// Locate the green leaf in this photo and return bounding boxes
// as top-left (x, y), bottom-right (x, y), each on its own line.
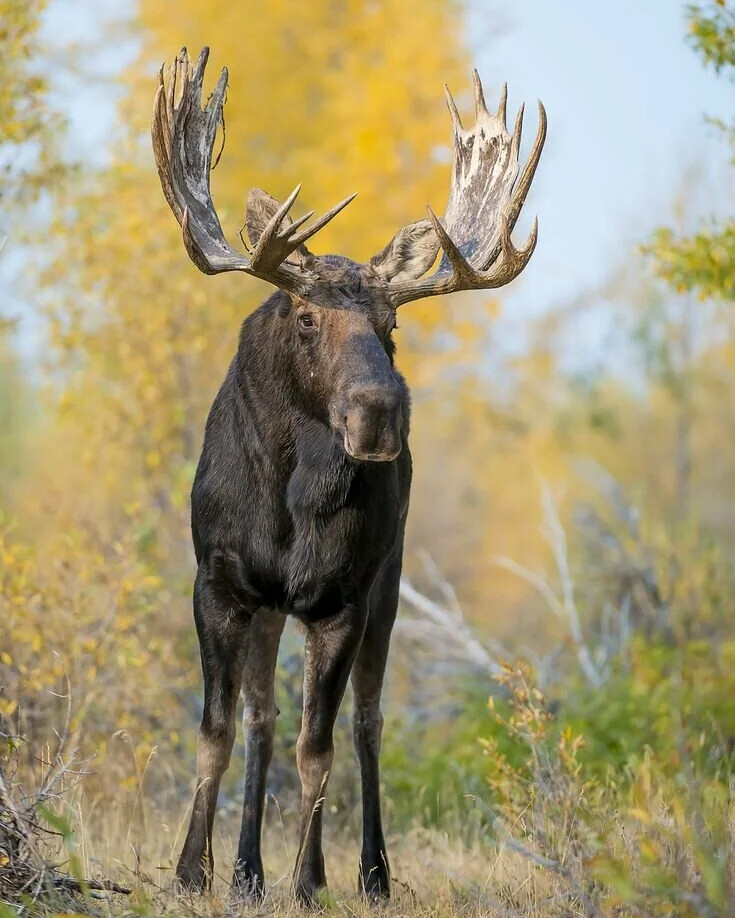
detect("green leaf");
top-left (37, 804), bottom-right (72, 841)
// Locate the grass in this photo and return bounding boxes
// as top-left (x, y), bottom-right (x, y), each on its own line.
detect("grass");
top-left (1, 733), bottom-right (590, 918)
top-left (4, 649), bottom-right (735, 918)
top-left (44, 819), bottom-right (573, 918)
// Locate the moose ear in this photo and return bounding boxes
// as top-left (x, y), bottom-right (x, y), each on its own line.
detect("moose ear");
top-left (369, 219), bottom-right (439, 284)
top-left (245, 188), bottom-right (312, 262)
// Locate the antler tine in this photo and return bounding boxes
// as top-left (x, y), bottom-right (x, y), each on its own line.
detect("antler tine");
top-left (287, 208), bottom-right (316, 234)
top-left (491, 211), bottom-right (539, 283)
top-left (497, 82), bottom-right (508, 129)
top-left (250, 187), bottom-right (359, 273)
top-left (423, 206), bottom-right (539, 294)
top-left (289, 192), bottom-right (359, 247)
top-left (203, 57), bottom-right (228, 157)
top-left (179, 47), bottom-right (191, 98)
top-left (504, 100), bottom-right (547, 237)
top-left (165, 50), bottom-right (178, 126)
top-left (472, 68), bottom-right (489, 117)
top-left (474, 212), bottom-right (538, 288)
top-left (444, 84), bottom-right (463, 133)
top-left (510, 102), bottom-right (524, 161)
top-left (426, 206), bottom-right (472, 280)
top-left (250, 184), bottom-right (302, 272)
top-left (152, 71), bottom-right (180, 220)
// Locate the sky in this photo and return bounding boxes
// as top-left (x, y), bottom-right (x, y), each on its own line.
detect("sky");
top-left (467, 0), bottom-right (733, 363)
top-left (3, 0), bottom-right (732, 365)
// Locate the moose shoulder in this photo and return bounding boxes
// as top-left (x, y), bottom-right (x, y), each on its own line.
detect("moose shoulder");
top-left (152, 46), bottom-right (546, 905)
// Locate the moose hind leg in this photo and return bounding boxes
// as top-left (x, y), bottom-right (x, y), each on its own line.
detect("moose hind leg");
top-left (176, 568), bottom-right (249, 892)
top-left (232, 610), bottom-right (286, 901)
top-left (293, 605), bottom-right (367, 905)
top-left (351, 561), bottom-right (399, 900)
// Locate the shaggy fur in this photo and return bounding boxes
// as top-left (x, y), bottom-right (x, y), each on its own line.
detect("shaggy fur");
top-left (177, 257), bottom-right (413, 904)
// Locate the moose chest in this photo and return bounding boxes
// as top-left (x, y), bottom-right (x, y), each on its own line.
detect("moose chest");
top-left (195, 423), bottom-right (409, 623)
top-left (272, 439), bottom-right (409, 621)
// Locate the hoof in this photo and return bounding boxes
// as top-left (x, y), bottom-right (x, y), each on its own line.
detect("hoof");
top-left (359, 859), bottom-right (390, 902)
top-left (294, 878), bottom-right (329, 909)
top-left (294, 851), bottom-right (329, 908)
top-left (175, 857), bottom-right (211, 894)
top-left (231, 861), bottom-right (265, 904)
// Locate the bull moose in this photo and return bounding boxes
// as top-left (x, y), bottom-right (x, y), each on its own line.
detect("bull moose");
top-left (152, 46), bottom-right (546, 904)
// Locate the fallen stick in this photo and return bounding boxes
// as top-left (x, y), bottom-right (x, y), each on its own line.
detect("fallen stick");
top-left (52, 875), bottom-right (132, 895)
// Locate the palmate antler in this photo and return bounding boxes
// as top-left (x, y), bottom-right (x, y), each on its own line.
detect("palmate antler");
top-left (151, 47), bottom-right (356, 294)
top-left (152, 48), bottom-right (546, 304)
top-left (386, 71), bottom-right (547, 307)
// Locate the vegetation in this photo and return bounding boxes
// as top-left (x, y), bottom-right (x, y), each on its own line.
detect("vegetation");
top-left (0, 0), bottom-right (67, 212)
top-left (1, 1), bottom-right (734, 916)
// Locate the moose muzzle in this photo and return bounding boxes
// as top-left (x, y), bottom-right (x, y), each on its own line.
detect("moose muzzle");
top-left (336, 382), bottom-right (403, 463)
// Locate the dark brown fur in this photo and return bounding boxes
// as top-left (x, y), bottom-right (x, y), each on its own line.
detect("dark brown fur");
top-left (176, 258), bottom-right (413, 904)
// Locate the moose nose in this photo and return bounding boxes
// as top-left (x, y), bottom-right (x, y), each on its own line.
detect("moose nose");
top-left (341, 384), bottom-right (403, 462)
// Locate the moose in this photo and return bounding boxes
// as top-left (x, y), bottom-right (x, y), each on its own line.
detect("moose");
top-left (152, 47), bottom-right (545, 905)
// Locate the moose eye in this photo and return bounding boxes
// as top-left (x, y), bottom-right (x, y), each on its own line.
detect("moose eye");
top-left (298, 313), bottom-right (316, 330)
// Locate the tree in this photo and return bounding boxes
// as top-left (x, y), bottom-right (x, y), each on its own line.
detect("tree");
top-left (36, 0), bottom-right (477, 566)
top-left (0, 0), bottom-right (67, 214)
top-left (0, 0), bottom-right (66, 506)
top-left (644, 2), bottom-right (734, 304)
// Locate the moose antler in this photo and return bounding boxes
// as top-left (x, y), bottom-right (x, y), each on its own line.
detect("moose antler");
top-left (152, 47), bottom-right (357, 294)
top-left (386, 71), bottom-right (547, 307)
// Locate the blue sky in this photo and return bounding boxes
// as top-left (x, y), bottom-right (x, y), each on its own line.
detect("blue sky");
top-left (3, 0), bottom-right (732, 364)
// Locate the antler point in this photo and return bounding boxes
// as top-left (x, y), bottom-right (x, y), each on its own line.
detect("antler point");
top-left (497, 82), bottom-right (508, 127)
top-left (444, 85), bottom-right (463, 131)
top-left (472, 68), bottom-right (489, 117)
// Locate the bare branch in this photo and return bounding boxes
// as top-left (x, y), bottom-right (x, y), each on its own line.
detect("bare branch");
top-left (398, 577), bottom-right (501, 674)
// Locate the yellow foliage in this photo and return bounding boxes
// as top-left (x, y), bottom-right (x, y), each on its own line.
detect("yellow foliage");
top-left (0, 514), bottom-right (189, 754)
top-left (31, 0), bottom-right (482, 578)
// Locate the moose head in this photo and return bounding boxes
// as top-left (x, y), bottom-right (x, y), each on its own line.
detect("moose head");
top-left (152, 47), bottom-right (546, 462)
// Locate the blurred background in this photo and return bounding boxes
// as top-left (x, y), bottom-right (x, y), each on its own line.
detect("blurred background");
top-left (1, 1), bottom-right (734, 914)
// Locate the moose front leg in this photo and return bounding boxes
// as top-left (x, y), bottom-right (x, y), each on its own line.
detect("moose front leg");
top-left (293, 605), bottom-right (367, 905)
top-left (176, 568), bottom-right (250, 892)
top-left (351, 555), bottom-right (400, 900)
top-left (233, 610), bottom-right (286, 900)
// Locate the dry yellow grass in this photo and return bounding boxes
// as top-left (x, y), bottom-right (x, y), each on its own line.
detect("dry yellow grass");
top-left (1, 749), bottom-right (574, 918)
top-left (69, 801), bottom-right (568, 918)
